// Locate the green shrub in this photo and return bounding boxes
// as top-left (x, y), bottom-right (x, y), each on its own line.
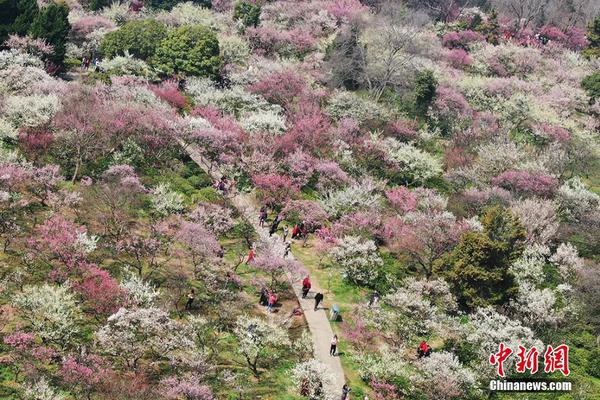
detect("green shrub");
top-left (147, 0), bottom-right (211, 10)
top-left (586, 348), bottom-right (600, 377)
top-left (100, 19), bottom-right (168, 60)
top-left (233, 1), bottom-right (261, 28)
top-left (413, 69), bottom-right (437, 118)
top-left (152, 25), bottom-right (223, 78)
top-left (582, 72), bottom-right (600, 104)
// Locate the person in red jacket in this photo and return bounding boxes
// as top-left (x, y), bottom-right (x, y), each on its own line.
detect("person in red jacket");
top-left (302, 276), bottom-right (311, 299)
top-left (246, 248), bottom-right (255, 263)
top-left (291, 224), bottom-right (300, 239)
top-left (418, 340), bottom-right (431, 358)
top-left (267, 292), bottom-right (277, 313)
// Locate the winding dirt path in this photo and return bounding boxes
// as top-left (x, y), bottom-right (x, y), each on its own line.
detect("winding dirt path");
top-left (182, 142), bottom-right (346, 392)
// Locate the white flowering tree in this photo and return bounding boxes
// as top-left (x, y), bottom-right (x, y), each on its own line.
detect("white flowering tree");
top-left (376, 278), bottom-right (457, 344)
top-left (292, 359), bottom-right (336, 400)
top-left (467, 307), bottom-right (542, 378)
top-left (232, 315), bottom-right (291, 378)
top-left (119, 273), bottom-right (160, 307)
top-left (11, 283), bottom-right (81, 347)
top-left (550, 242), bottom-right (584, 283)
top-left (382, 138), bottom-right (442, 185)
top-left (510, 198), bottom-right (559, 245)
top-left (557, 177), bottom-right (600, 223)
top-left (151, 183), bottom-right (185, 216)
top-left (96, 307), bottom-right (190, 369)
top-left (414, 351), bottom-right (477, 400)
top-left (22, 377), bottom-right (66, 400)
top-left (329, 235), bottom-right (383, 286)
top-left (320, 179), bottom-right (383, 218)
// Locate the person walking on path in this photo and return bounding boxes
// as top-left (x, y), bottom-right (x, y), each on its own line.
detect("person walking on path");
top-left (259, 207), bottom-right (267, 227)
top-left (184, 289), bottom-right (195, 310)
top-left (259, 287), bottom-right (268, 306)
top-left (269, 213), bottom-right (283, 236)
top-left (330, 334), bottom-right (338, 356)
top-left (282, 225), bottom-right (289, 242)
top-left (284, 241), bottom-right (292, 258)
top-left (314, 292), bottom-right (324, 311)
top-left (267, 292), bottom-right (277, 313)
top-left (302, 276), bottom-right (311, 299)
top-left (341, 384), bottom-right (351, 400)
top-left (368, 291), bottom-right (380, 308)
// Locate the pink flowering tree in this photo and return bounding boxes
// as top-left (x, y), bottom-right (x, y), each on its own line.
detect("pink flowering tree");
top-left (175, 220), bottom-right (222, 276)
top-left (492, 170), bottom-right (559, 198)
top-left (386, 187), bottom-right (418, 214)
top-left (28, 215), bottom-right (93, 270)
top-left (150, 79), bottom-right (187, 110)
top-left (253, 174), bottom-right (300, 208)
top-left (161, 376), bottom-right (214, 400)
top-left (83, 164), bottom-right (146, 243)
top-left (60, 355), bottom-right (112, 398)
top-left (73, 265), bottom-right (127, 316)
top-left (383, 212), bottom-right (470, 276)
top-left (248, 70), bottom-right (307, 111)
top-left (250, 250), bottom-right (307, 290)
top-left (116, 235), bottom-right (164, 279)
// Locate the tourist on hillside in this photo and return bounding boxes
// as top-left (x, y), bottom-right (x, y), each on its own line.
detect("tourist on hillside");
top-left (284, 241), bottom-right (292, 258)
top-left (269, 213), bottom-right (283, 236)
top-left (246, 247), bottom-right (255, 264)
top-left (417, 340), bottom-right (432, 358)
top-left (259, 287), bottom-right (268, 306)
top-left (368, 291), bottom-right (380, 308)
top-left (314, 292), bottom-right (324, 311)
top-left (267, 292), bottom-right (277, 313)
top-left (259, 207), bottom-right (267, 227)
top-left (184, 288), bottom-right (195, 310)
top-left (341, 384), bottom-right (351, 400)
top-left (282, 226), bottom-right (289, 242)
top-left (330, 334), bottom-right (338, 356)
top-left (291, 224), bottom-right (300, 239)
top-left (302, 276), bottom-right (311, 298)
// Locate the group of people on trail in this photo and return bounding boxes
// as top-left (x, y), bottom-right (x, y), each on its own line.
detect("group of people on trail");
top-left (301, 275), bottom-right (324, 311)
top-left (81, 56), bottom-right (100, 72)
top-left (259, 287), bottom-right (278, 313)
top-left (213, 176), bottom-right (232, 194)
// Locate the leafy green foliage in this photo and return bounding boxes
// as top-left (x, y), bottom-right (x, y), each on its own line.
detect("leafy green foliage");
top-left (152, 25), bottom-right (223, 78)
top-left (29, 3), bottom-right (70, 67)
top-left (583, 14), bottom-right (600, 58)
top-left (100, 19), bottom-right (168, 60)
top-left (147, 0), bottom-right (212, 10)
top-left (412, 69), bottom-right (437, 118)
top-left (434, 207), bottom-right (526, 311)
top-left (582, 72), bottom-right (600, 104)
top-left (0, 0), bottom-right (38, 44)
top-left (233, 1), bottom-right (261, 28)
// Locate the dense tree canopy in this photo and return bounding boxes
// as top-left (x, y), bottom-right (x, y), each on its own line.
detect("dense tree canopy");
top-left (152, 25), bottom-right (222, 77)
top-left (100, 19), bottom-right (168, 60)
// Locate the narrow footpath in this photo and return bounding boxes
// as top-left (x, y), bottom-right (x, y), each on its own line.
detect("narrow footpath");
top-left (183, 142), bottom-right (346, 392)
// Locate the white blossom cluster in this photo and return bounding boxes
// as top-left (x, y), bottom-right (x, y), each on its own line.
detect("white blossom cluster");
top-left (151, 183), bottom-right (185, 216)
top-left (329, 235), bottom-right (383, 286)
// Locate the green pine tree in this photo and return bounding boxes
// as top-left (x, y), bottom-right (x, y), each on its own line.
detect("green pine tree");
top-left (434, 207), bottom-right (526, 311)
top-left (29, 3), bottom-right (70, 68)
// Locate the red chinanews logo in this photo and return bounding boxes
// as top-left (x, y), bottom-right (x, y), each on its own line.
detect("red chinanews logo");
top-left (489, 343), bottom-right (570, 377)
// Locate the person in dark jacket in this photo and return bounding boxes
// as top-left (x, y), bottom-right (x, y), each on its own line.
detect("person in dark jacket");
top-left (314, 292), bottom-right (324, 311)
